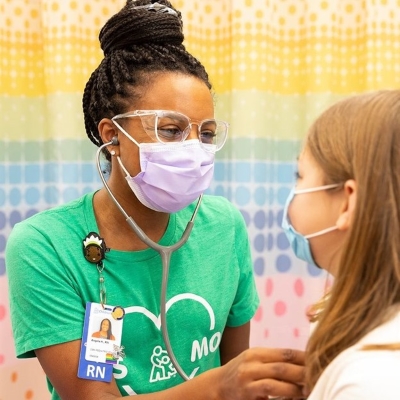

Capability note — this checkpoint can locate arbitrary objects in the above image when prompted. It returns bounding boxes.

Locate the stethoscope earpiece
[111,136,119,146]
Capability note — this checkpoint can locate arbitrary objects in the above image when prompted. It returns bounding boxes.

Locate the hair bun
[100,0,184,56]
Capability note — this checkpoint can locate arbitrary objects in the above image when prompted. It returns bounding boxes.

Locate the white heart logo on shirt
[124,292,215,330]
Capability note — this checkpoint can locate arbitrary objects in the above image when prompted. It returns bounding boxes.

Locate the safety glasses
[112,110,228,151]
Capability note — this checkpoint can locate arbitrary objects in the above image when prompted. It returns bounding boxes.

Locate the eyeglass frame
[111,110,229,152]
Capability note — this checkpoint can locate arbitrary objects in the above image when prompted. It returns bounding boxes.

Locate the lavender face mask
[117,139,215,213]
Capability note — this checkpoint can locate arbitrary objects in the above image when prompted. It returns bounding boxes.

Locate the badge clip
[83,232,110,307]
[83,232,109,264]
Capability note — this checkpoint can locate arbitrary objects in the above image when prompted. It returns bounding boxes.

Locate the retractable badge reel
[78,232,126,382]
[83,232,108,306]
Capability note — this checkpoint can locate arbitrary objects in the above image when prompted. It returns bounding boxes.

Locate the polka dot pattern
[0,0,124,96]
[1,1,400,96]
[0,359,48,399]
[2,0,400,398]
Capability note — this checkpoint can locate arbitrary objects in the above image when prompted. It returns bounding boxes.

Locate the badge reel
[77,232,126,382]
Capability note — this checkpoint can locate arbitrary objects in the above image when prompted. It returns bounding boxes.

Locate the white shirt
[308,309,400,399]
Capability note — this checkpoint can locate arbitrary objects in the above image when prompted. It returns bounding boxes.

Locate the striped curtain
[1,0,400,398]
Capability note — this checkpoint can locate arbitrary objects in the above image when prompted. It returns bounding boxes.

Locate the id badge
[78,302,125,382]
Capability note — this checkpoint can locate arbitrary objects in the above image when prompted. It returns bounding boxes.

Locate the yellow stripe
[185,33,400,94]
[0,38,102,95]
[1,34,400,95]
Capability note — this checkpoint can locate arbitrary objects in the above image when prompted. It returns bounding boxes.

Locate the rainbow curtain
[1,0,400,398]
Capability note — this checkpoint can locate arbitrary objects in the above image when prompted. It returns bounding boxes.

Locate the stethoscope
[96,138,201,381]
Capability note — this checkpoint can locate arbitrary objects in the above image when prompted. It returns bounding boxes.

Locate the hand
[216,347,306,400]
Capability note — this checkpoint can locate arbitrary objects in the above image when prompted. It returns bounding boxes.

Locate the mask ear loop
[116,156,131,177]
[304,225,337,239]
[111,118,141,147]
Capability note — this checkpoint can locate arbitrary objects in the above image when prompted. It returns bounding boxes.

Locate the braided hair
[82,0,212,161]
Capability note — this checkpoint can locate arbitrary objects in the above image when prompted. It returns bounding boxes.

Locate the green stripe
[1,91,349,162]
[215,92,348,140]
[1,138,301,162]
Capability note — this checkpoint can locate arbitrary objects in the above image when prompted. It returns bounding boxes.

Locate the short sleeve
[6,220,86,358]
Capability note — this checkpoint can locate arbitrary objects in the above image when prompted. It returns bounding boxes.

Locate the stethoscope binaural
[96,138,200,381]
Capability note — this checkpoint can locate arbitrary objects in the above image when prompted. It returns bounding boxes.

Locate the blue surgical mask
[281,184,341,266]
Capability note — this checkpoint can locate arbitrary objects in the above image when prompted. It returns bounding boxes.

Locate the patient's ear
[336,179,357,231]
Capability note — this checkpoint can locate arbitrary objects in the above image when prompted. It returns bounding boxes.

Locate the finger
[269,398,300,400]
[270,398,307,400]
[249,362,305,384]
[249,379,305,398]
[249,347,305,366]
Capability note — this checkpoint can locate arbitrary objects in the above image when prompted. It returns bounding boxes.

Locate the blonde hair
[304,90,400,390]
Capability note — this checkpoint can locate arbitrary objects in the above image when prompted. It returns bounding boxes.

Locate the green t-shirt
[6,192,259,397]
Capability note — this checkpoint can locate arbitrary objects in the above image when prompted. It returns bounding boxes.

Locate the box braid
[82,0,212,162]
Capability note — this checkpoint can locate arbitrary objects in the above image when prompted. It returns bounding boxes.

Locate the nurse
[7,1,305,399]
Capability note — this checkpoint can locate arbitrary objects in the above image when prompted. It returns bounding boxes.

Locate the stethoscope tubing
[96,141,202,380]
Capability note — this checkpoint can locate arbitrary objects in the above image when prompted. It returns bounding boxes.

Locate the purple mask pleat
[123,140,215,213]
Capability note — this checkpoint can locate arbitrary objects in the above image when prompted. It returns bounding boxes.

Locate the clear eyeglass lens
[156,112,189,143]
[139,111,227,150]
[199,120,227,149]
